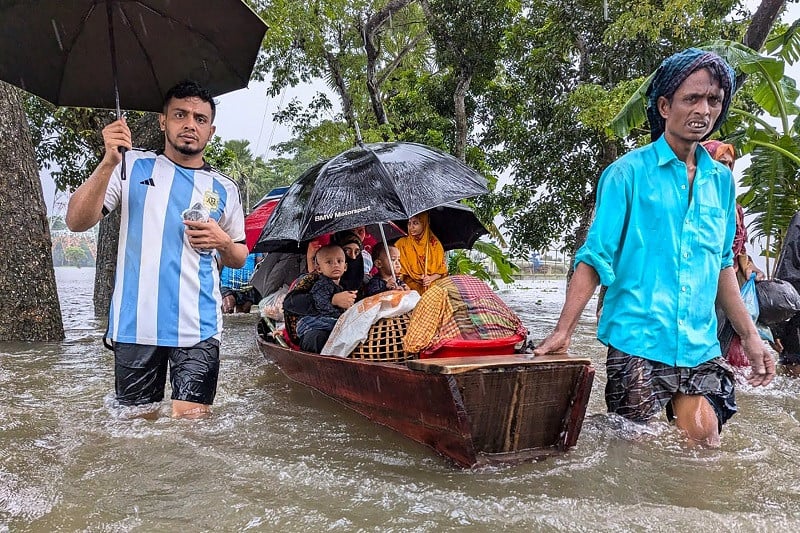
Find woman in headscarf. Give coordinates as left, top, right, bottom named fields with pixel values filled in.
left=702, top=139, right=764, bottom=369
left=394, top=211, right=448, bottom=294
left=702, top=140, right=764, bottom=285
left=331, top=229, right=367, bottom=293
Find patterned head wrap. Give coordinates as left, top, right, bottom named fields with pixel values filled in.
left=646, top=48, right=736, bottom=142
left=332, top=230, right=362, bottom=250
left=701, top=140, right=736, bottom=164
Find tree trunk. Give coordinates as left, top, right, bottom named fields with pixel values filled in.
left=567, top=139, right=619, bottom=282
left=0, top=82, right=64, bottom=341
left=92, top=113, right=160, bottom=318
left=93, top=210, right=119, bottom=318
left=324, top=49, right=358, bottom=136
left=453, top=72, right=471, bottom=161
left=736, top=0, right=787, bottom=91
left=361, top=0, right=416, bottom=131
left=744, top=0, right=786, bottom=51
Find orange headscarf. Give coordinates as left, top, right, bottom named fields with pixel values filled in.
left=395, top=212, right=447, bottom=294
left=701, top=140, right=735, bottom=165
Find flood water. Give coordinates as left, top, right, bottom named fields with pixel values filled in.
left=2, top=267, right=800, bottom=532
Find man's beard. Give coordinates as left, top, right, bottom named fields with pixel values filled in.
left=168, top=134, right=205, bottom=156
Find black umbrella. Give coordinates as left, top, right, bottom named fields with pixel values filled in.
left=391, top=202, right=488, bottom=251
left=255, top=142, right=489, bottom=252
left=0, top=0, right=267, bottom=115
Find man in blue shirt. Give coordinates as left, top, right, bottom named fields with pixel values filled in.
left=534, top=49, right=775, bottom=446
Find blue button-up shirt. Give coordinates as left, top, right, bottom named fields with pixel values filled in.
left=575, top=135, right=736, bottom=367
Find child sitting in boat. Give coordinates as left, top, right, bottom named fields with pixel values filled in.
left=295, top=245, right=357, bottom=352
left=364, top=243, right=409, bottom=296
left=394, top=212, right=448, bottom=295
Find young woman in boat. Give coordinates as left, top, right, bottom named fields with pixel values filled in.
left=394, top=212, right=448, bottom=294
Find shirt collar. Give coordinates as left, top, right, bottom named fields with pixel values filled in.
left=653, top=135, right=724, bottom=176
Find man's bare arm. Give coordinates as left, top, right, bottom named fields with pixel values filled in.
left=66, top=118, right=130, bottom=232
left=717, top=267, right=775, bottom=386
left=533, top=262, right=600, bottom=356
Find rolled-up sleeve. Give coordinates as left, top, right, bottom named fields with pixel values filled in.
left=574, top=165, right=631, bottom=288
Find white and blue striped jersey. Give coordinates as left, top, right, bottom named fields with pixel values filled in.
left=102, top=150, right=245, bottom=347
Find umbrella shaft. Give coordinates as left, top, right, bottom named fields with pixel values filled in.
left=106, top=1, right=121, bottom=118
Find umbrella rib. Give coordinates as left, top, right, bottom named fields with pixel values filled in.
left=54, top=5, right=96, bottom=105
left=121, top=1, right=251, bottom=87
left=116, top=1, right=164, bottom=99
left=361, top=144, right=410, bottom=218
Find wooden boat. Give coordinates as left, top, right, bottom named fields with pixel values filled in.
left=256, top=324, right=595, bottom=468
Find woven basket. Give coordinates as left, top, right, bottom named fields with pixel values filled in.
left=350, top=313, right=415, bottom=362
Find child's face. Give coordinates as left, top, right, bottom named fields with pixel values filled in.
left=408, top=216, right=423, bottom=237
left=377, top=247, right=401, bottom=276
left=316, top=248, right=347, bottom=280
left=342, top=242, right=361, bottom=260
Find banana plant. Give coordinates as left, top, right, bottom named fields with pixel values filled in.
left=609, top=39, right=800, bottom=276
left=447, top=240, right=519, bottom=288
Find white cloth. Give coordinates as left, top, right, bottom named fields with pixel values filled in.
left=321, top=290, right=420, bottom=357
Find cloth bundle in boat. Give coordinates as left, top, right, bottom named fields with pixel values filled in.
left=321, top=290, right=421, bottom=357
left=403, top=275, right=528, bottom=356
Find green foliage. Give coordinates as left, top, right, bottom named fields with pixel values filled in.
left=204, top=136, right=236, bottom=171
left=446, top=240, right=518, bottom=288
left=64, top=246, right=87, bottom=267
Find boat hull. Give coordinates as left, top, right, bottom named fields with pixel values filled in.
left=257, top=334, right=594, bottom=468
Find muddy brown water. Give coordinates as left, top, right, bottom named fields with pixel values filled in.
left=2, top=267, right=799, bottom=532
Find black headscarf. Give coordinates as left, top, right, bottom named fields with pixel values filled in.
left=646, top=48, right=736, bottom=142
left=332, top=230, right=365, bottom=292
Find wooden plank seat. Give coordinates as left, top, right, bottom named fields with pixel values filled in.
left=407, top=353, right=592, bottom=374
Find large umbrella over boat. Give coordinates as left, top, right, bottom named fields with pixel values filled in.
left=391, top=202, right=488, bottom=251
left=254, top=142, right=489, bottom=252
left=0, top=0, right=268, bottom=115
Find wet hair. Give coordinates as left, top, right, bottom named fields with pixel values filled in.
left=371, top=242, right=396, bottom=264
left=163, top=80, right=217, bottom=121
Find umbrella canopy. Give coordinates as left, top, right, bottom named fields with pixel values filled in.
left=391, top=202, right=488, bottom=251
left=0, top=0, right=267, bottom=113
left=245, top=186, right=288, bottom=251
left=255, top=142, right=489, bottom=252
left=245, top=198, right=279, bottom=252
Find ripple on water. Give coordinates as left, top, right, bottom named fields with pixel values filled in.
left=7, top=269, right=800, bottom=530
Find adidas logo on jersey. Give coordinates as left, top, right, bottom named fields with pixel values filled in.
left=139, top=177, right=155, bottom=186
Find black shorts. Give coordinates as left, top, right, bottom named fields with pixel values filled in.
left=113, top=339, right=220, bottom=406
left=221, top=287, right=261, bottom=306
left=605, top=346, right=737, bottom=431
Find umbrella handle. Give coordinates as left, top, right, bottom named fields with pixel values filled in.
left=119, top=147, right=127, bottom=180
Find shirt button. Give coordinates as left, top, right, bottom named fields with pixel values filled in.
left=681, top=185, right=686, bottom=190
left=681, top=286, right=687, bottom=292
left=683, top=252, right=689, bottom=258
left=678, top=320, right=684, bottom=325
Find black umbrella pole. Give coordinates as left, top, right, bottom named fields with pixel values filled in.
left=107, top=1, right=127, bottom=180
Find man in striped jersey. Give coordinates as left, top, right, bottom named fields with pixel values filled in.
left=66, top=81, right=248, bottom=418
